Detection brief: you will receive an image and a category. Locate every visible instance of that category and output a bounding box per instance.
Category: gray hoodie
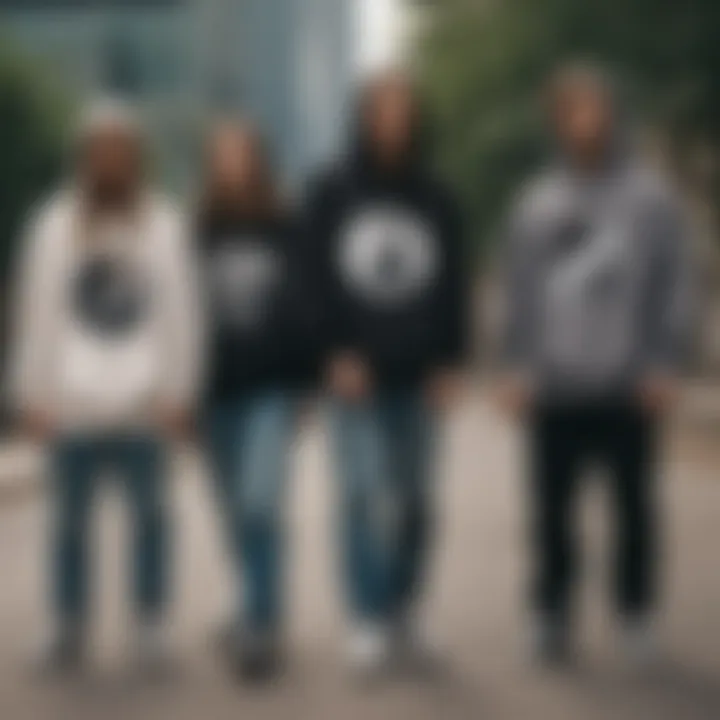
[503,155,691,400]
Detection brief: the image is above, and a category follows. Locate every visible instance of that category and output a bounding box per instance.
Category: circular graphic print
[72,254,151,338]
[337,207,439,307]
[208,242,283,330]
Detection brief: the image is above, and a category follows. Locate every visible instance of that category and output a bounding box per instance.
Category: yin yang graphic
[548,217,628,300]
[72,254,151,338]
[552,215,593,261]
[208,242,283,330]
[338,207,439,306]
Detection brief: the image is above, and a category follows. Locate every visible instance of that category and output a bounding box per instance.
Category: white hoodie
[9,190,201,431]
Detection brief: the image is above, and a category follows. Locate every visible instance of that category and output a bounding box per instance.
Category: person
[305,71,467,675]
[197,121,318,681]
[497,63,691,666]
[9,99,200,673]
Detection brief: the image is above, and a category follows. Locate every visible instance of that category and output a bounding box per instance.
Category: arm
[495,192,540,416]
[6,211,61,432]
[644,195,693,374]
[302,172,370,401]
[301,172,348,353]
[436,191,469,369]
[157,213,204,429]
[291,199,329,364]
[424,192,470,411]
[501,205,538,374]
[638,193,693,414]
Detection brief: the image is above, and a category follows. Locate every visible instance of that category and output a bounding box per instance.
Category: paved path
[1,393,718,719]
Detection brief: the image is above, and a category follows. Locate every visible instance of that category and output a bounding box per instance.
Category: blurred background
[0,1,719,718]
[3,0,720,372]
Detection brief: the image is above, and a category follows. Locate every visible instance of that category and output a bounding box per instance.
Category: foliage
[0,40,71,282]
[416,0,720,258]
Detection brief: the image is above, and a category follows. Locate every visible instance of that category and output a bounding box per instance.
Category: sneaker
[346,623,390,679]
[529,614,571,668]
[33,625,84,678]
[620,616,658,668]
[213,616,241,658]
[135,620,174,676]
[390,613,445,677]
[237,630,284,684]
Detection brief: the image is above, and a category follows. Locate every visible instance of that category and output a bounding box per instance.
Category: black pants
[529,400,658,622]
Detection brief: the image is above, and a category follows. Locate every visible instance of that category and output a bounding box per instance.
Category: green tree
[0,42,71,420]
[0,41,71,283]
[416,0,720,258]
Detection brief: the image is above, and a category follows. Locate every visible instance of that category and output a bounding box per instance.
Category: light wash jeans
[330,388,436,623]
[205,391,296,632]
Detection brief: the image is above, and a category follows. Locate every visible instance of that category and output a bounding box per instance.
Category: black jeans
[529,400,658,623]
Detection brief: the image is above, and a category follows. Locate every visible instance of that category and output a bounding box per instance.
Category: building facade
[0,0,355,185]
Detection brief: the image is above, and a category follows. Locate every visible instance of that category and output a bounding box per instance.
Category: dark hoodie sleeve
[435,187,469,367]
[300,169,351,361]
[282,215,330,379]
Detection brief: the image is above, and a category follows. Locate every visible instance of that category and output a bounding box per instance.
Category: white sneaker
[135,621,174,675]
[391,614,444,676]
[346,623,390,678]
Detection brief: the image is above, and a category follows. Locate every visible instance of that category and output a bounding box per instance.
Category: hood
[546,62,635,176]
[348,75,433,182]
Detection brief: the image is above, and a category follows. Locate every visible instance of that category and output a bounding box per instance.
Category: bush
[417,0,720,261]
[0,40,71,283]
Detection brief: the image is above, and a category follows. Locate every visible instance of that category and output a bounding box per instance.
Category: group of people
[9,64,689,683]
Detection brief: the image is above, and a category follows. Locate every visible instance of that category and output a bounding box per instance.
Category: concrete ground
[0,390,718,719]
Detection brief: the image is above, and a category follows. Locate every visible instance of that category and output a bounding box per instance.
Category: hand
[426,369,464,412]
[154,404,195,441]
[327,353,372,402]
[493,373,532,419]
[638,372,679,416]
[20,409,55,442]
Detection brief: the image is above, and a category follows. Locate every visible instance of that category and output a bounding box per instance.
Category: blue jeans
[330,389,436,623]
[205,391,295,632]
[51,434,167,626]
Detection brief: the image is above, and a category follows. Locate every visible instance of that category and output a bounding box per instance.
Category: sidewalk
[2,391,719,720]
[680,380,720,424]
[0,441,42,502]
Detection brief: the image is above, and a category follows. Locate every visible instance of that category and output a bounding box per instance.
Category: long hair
[197,119,281,227]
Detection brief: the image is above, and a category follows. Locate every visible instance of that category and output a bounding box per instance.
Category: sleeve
[643,193,694,373]
[157,213,205,410]
[5,211,62,415]
[300,171,349,358]
[500,193,539,372]
[436,190,469,367]
[284,217,324,359]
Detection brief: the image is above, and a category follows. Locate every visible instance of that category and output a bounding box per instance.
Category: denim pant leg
[51,438,102,626]
[236,392,295,632]
[381,391,436,619]
[205,404,245,567]
[330,400,390,622]
[113,435,168,620]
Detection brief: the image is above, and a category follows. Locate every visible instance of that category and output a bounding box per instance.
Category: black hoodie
[198,211,320,401]
[305,132,467,386]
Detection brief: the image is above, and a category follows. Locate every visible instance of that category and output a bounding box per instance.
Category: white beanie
[76,96,143,144]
